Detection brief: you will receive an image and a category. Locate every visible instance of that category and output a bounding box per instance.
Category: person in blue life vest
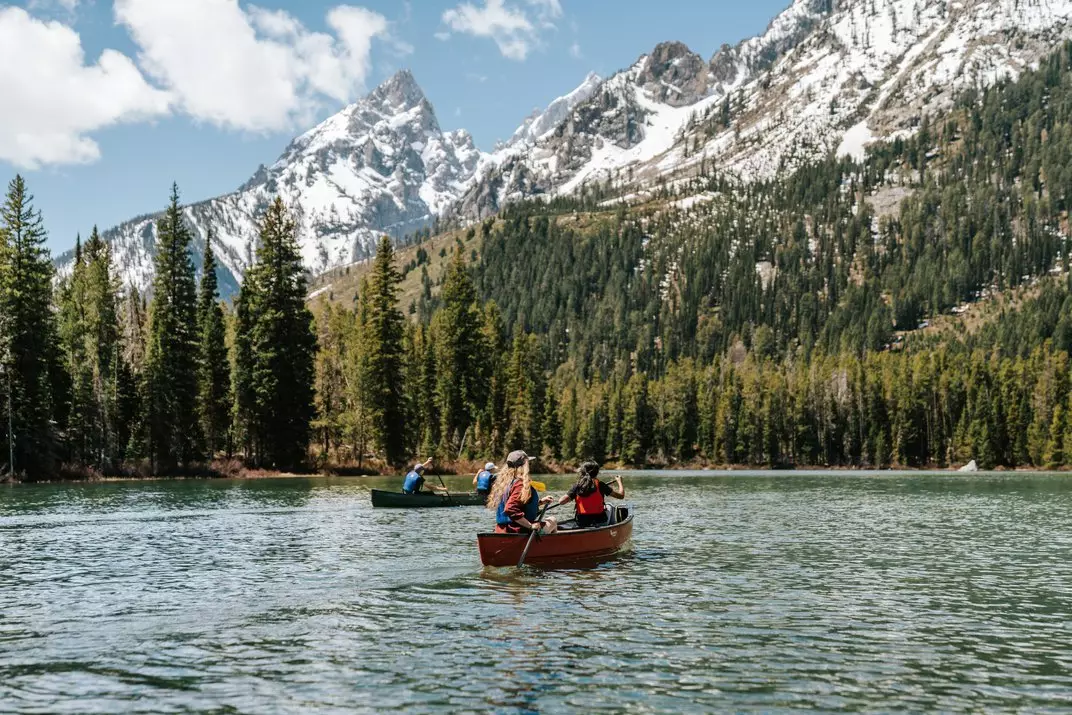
[555,460,625,528]
[486,450,558,535]
[473,462,497,499]
[402,457,445,494]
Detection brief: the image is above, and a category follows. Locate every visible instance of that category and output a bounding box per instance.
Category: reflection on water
[3,472,1072,712]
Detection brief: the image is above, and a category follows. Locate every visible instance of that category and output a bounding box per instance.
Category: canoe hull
[370,489,486,508]
[477,514,634,567]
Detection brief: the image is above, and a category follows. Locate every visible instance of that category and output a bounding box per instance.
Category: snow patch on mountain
[60,0,1072,293]
[455,0,1072,218]
[58,70,483,294]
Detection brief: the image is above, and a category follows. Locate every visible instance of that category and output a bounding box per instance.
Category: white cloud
[28,0,82,12]
[440,0,561,61]
[115,0,390,133]
[526,0,562,26]
[0,6,170,168]
[569,42,582,59]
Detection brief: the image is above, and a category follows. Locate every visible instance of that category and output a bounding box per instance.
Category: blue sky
[0,0,791,254]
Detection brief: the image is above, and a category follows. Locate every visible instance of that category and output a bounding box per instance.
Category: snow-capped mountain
[455,0,1072,217]
[65,0,1072,291]
[62,70,482,292]
[506,72,604,148]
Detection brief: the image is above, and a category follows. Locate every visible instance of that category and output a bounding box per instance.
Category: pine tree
[83,228,124,468]
[621,372,653,465]
[58,235,92,465]
[197,233,231,456]
[312,300,346,460]
[1044,402,1066,469]
[431,248,487,456]
[361,236,407,465]
[562,386,579,460]
[0,176,60,477]
[58,228,126,470]
[505,333,544,453]
[541,392,563,460]
[143,184,202,470]
[233,197,317,469]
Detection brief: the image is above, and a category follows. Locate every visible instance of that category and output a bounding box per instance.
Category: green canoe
[370,489,486,508]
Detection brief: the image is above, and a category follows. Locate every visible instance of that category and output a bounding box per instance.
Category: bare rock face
[636,41,711,107]
[457,0,1072,221]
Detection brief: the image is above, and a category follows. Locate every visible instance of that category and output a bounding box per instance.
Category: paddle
[432,471,455,505]
[518,502,561,568]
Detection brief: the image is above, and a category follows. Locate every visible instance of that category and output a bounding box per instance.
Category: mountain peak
[506,71,605,148]
[368,69,427,114]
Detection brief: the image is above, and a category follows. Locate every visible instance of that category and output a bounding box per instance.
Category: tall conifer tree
[431,248,487,456]
[233,198,316,468]
[143,184,202,470]
[58,228,125,469]
[0,176,60,477]
[361,236,406,465]
[84,228,123,467]
[197,234,231,456]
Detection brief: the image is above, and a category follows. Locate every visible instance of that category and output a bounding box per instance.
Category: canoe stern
[477,515,633,567]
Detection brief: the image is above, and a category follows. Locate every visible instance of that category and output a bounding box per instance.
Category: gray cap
[413,463,425,472]
[506,450,534,468]
[484,462,497,471]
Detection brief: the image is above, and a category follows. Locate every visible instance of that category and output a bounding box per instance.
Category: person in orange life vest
[487,450,558,535]
[556,460,625,528]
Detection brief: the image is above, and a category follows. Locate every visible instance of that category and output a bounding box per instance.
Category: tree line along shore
[7,43,1072,481]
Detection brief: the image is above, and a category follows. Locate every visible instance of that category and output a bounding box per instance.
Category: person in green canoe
[402,458,446,494]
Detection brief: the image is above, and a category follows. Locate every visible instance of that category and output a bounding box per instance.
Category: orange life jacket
[575,483,605,515]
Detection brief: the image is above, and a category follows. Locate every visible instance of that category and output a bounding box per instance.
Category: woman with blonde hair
[488,450,557,535]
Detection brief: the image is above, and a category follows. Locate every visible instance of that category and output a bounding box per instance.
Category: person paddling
[474,462,498,500]
[556,461,624,528]
[402,458,444,494]
[487,450,557,535]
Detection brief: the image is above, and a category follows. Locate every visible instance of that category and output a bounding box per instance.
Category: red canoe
[477,510,634,567]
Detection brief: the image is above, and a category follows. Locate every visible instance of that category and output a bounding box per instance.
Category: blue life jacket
[495,479,540,526]
[476,470,494,492]
[402,471,424,494]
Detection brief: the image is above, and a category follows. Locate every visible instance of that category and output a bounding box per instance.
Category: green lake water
[2,471,1072,713]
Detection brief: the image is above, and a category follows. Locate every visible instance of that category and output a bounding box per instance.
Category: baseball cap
[506,450,534,468]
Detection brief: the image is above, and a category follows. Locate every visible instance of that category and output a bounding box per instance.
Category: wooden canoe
[370,489,486,508]
[477,512,634,567]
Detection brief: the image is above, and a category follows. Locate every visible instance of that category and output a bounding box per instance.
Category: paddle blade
[531,481,547,491]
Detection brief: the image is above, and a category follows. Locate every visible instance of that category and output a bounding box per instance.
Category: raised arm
[608,476,625,500]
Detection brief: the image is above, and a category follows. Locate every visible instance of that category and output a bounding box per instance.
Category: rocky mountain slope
[455,0,1072,217]
[62,71,481,292]
[67,0,1072,291]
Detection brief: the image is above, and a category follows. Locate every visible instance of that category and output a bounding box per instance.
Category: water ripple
[2,473,1072,712]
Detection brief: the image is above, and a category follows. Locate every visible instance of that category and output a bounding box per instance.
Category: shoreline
[4,462,1065,486]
